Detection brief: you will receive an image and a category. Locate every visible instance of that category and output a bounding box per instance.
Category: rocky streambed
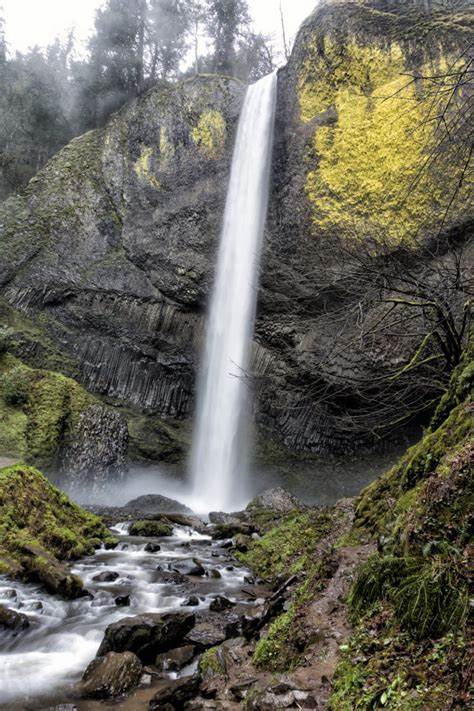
[0,496,286,710]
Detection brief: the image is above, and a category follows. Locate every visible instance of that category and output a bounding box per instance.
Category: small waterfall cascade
[190,72,278,512]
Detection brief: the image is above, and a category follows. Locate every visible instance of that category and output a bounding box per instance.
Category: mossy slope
[0,464,113,596]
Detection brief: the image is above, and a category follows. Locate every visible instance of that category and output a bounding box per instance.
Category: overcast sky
[2,0,317,63]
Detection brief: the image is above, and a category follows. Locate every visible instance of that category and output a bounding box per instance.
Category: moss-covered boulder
[129,520,173,537]
[0,464,114,596]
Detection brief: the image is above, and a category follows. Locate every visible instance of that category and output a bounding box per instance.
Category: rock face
[96,612,195,663]
[60,404,128,493]
[0,3,471,459]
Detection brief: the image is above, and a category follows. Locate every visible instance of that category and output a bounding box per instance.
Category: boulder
[209,596,234,613]
[181,595,200,607]
[129,520,173,537]
[155,645,195,671]
[0,605,29,632]
[144,542,161,553]
[78,651,143,698]
[97,612,195,663]
[149,674,200,709]
[246,488,304,514]
[171,559,205,577]
[92,570,120,583]
[156,570,188,586]
[115,595,131,607]
[124,494,193,515]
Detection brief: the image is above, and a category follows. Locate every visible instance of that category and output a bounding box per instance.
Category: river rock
[144,542,161,553]
[246,487,304,514]
[78,651,143,698]
[211,522,255,539]
[181,595,200,607]
[0,605,30,632]
[155,570,188,586]
[209,596,234,612]
[184,611,240,649]
[97,612,195,663]
[155,644,195,671]
[92,570,120,583]
[171,559,205,577]
[149,674,201,709]
[115,595,131,607]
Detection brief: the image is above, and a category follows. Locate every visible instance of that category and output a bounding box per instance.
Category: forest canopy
[0,0,274,199]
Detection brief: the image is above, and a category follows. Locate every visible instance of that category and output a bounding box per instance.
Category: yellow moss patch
[133,146,161,190]
[192,110,227,160]
[159,127,174,166]
[299,37,471,245]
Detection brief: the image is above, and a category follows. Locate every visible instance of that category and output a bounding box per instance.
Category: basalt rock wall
[0,1,472,461]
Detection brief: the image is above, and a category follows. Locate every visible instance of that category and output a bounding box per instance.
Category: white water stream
[0,524,253,708]
[190,72,278,513]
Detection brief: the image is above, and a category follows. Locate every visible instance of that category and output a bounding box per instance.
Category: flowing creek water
[0,522,257,709]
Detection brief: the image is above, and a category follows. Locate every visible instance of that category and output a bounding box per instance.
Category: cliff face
[0,1,472,462]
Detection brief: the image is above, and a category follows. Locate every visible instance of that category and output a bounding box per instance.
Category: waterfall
[190,72,277,513]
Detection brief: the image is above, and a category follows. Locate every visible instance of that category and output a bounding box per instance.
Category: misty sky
[2,0,317,63]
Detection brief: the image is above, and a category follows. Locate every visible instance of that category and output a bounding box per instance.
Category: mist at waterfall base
[188,72,278,514]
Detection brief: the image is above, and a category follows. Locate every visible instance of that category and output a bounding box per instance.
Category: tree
[147,0,189,79]
[206,0,251,75]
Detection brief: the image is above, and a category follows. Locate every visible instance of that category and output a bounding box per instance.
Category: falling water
[190,72,278,512]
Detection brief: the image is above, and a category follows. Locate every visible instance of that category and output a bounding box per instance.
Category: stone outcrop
[0,2,472,460]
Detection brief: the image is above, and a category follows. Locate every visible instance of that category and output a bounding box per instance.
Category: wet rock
[0,588,17,600]
[171,559,205,577]
[124,494,193,515]
[78,651,143,698]
[115,595,131,607]
[209,596,234,612]
[181,595,200,607]
[24,600,43,612]
[208,569,221,579]
[144,542,161,553]
[129,520,173,537]
[156,570,188,585]
[92,570,120,583]
[246,487,304,514]
[185,611,240,649]
[148,674,200,709]
[0,605,30,632]
[22,545,85,600]
[97,612,195,663]
[155,645,195,671]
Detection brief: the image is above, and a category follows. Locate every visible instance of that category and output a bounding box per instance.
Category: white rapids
[0,524,253,708]
[190,72,278,513]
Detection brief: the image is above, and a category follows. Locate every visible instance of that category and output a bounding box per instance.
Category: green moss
[199,646,226,677]
[253,607,299,672]
[0,464,109,581]
[129,520,173,537]
[237,510,333,579]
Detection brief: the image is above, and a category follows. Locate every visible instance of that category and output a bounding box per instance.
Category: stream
[0,522,256,709]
